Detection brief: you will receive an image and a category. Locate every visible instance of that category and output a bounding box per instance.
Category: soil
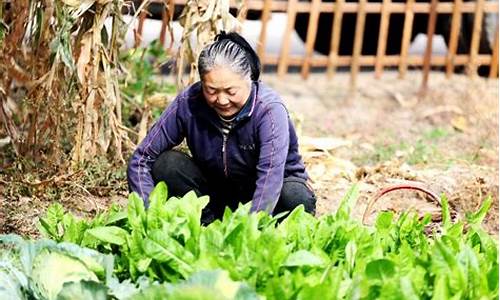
[1,71,498,237]
[264,71,498,234]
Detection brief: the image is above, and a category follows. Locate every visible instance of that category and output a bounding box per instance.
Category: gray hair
[198,39,253,81]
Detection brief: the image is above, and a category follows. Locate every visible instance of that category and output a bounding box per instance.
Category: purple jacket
[127,81,308,213]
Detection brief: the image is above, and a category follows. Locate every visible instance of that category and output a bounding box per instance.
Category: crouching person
[127,32,316,223]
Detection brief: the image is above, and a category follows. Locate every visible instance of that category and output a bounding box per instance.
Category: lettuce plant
[27,182,500,299]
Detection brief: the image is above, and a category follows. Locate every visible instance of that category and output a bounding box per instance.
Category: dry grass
[0,0,134,168]
[175,0,244,87]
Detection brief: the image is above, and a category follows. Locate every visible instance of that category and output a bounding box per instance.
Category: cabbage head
[31,249,98,300]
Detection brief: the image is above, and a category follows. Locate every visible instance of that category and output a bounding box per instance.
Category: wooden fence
[134,0,499,88]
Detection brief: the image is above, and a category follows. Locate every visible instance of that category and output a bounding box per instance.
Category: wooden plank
[264,54,493,67]
[445,0,463,78]
[351,0,367,88]
[235,0,248,34]
[159,2,169,47]
[277,0,298,77]
[301,0,322,79]
[326,0,345,79]
[168,0,175,19]
[134,10,148,48]
[167,0,175,51]
[153,0,498,79]
[257,0,273,61]
[421,0,438,91]
[237,0,249,25]
[375,0,391,79]
[166,0,498,14]
[489,25,499,78]
[467,0,485,76]
[398,0,414,79]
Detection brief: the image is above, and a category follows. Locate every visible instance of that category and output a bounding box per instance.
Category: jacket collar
[234,81,257,122]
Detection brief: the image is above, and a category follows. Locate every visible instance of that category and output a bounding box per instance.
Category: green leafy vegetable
[11,182,496,299]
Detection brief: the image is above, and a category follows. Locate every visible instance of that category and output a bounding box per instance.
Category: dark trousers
[151,150,316,224]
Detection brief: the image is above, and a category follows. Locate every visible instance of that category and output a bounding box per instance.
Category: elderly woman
[127,32,316,223]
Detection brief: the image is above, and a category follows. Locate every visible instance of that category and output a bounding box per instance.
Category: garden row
[1,183,498,299]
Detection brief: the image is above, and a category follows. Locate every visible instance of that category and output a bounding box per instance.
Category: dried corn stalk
[70,1,133,165]
[0,0,135,168]
[176,0,245,88]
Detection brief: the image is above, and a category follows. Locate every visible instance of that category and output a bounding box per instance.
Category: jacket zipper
[222,134,229,177]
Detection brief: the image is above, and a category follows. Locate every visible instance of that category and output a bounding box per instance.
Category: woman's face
[201,67,251,118]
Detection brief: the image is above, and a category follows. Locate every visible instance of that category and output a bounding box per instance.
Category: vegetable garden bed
[1,182,497,299]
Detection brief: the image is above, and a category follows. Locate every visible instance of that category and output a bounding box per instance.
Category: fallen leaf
[451,116,468,132]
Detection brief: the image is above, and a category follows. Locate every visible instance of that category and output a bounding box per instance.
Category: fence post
[327,0,345,79]
[421,0,438,92]
[278,0,298,77]
[257,0,273,62]
[446,0,463,78]
[237,0,249,26]
[398,0,414,79]
[301,0,322,79]
[468,0,485,76]
[351,0,367,88]
[489,25,499,78]
[159,0,173,49]
[375,0,391,79]
[134,9,148,48]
